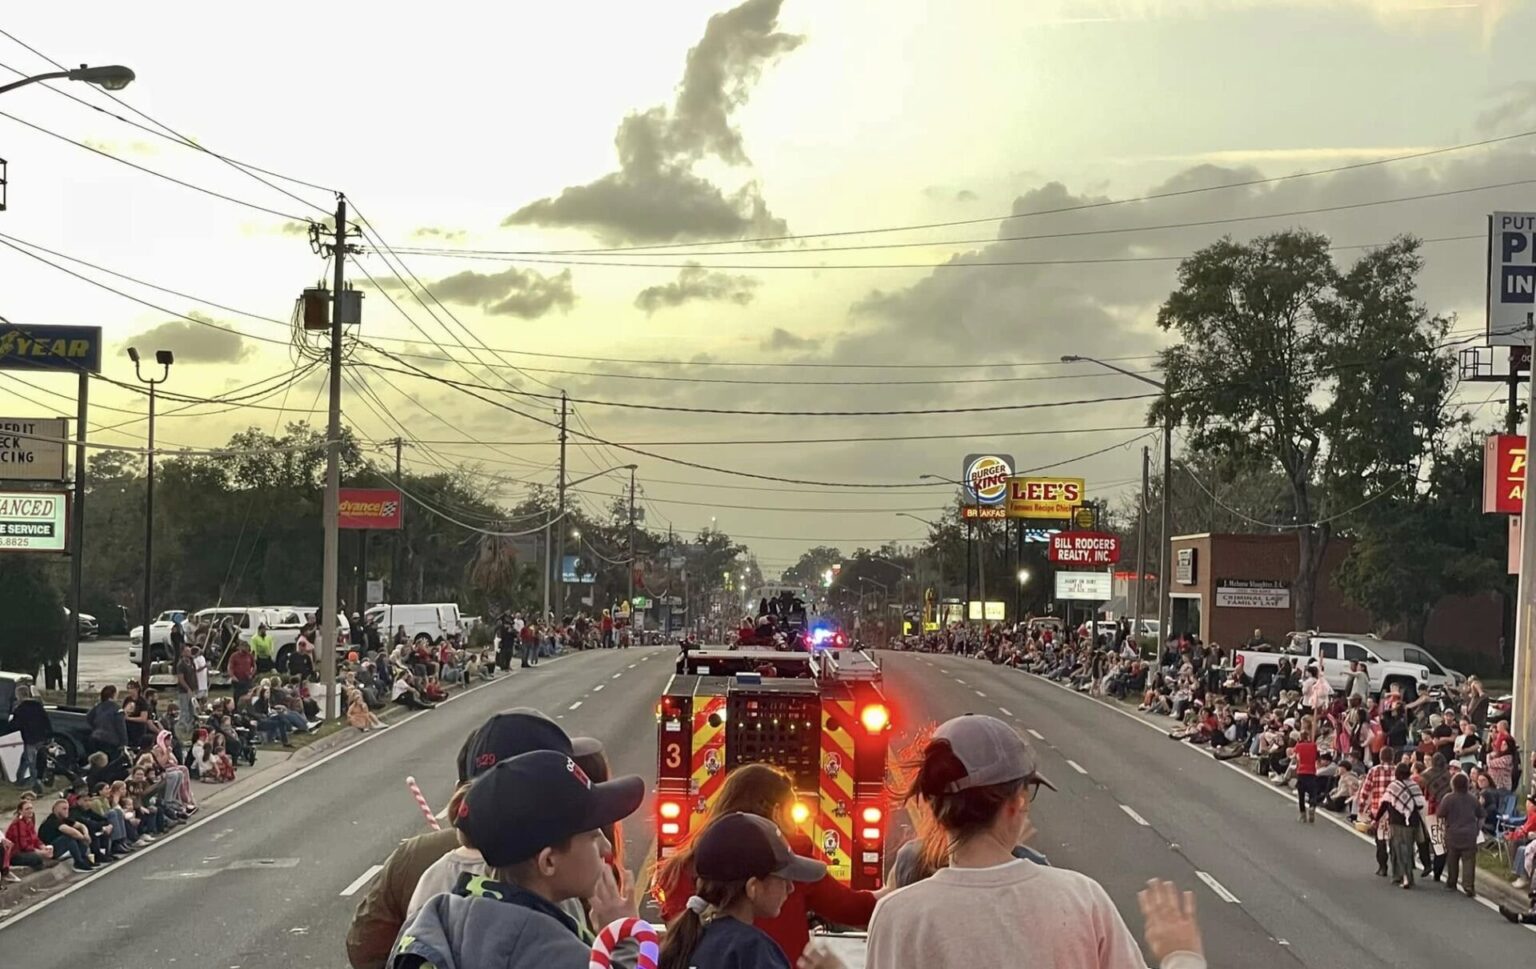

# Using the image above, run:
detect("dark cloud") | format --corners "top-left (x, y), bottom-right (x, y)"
top-left (759, 327), bottom-right (820, 352)
top-left (412, 226), bottom-right (467, 241)
top-left (635, 264), bottom-right (759, 315)
top-left (503, 0), bottom-right (801, 244)
top-left (924, 186), bottom-right (978, 203)
top-left (421, 266), bottom-right (577, 319)
top-left (955, 189), bottom-right (978, 202)
top-left (122, 312), bottom-right (252, 364)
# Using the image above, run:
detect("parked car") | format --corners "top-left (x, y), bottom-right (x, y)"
top-left (364, 602), bottom-right (463, 644)
top-left (65, 606), bottom-right (98, 639)
top-left (0, 671), bottom-right (92, 782)
top-left (129, 609), bottom-right (190, 666)
top-left (1238, 630), bottom-right (1450, 701)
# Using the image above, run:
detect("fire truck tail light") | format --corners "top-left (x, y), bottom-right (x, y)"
top-left (659, 800), bottom-right (682, 820)
top-left (860, 703), bottom-right (890, 733)
top-left (791, 801), bottom-right (812, 824)
top-left (661, 822), bottom-right (680, 836)
top-left (861, 826), bottom-right (882, 841)
top-left (861, 806), bottom-right (883, 824)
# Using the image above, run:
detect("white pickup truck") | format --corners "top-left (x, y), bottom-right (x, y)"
top-left (1236, 631), bottom-right (1463, 701)
top-left (131, 606), bottom-right (307, 675)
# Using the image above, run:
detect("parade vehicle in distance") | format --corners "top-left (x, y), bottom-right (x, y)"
top-left (655, 644), bottom-right (891, 890)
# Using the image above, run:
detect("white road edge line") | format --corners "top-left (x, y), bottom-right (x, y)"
top-left (1119, 804), bottom-right (1151, 826)
top-left (569, 700), bottom-right (583, 710)
top-left (1027, 728), bottom-right (1045, 741)
top-left (1066, 759), bottom-right (1088, 775)
top-left (0, 649), bottom-right (574, 932)
top-left (1196, 870), bottom-right (1241, 903)
top-left (340, 864), bottom-right (384, 897)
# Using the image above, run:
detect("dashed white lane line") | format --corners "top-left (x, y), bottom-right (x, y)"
top-left (1026, 728), bottom-right (1045, 741)
top-left (998, 706), bottom-right (1013, 717)
top-left (1119, 804), bottom-right (1150, 826)
top-left (569, 700), bottom-right (583, 710)
top-left (1196, 871), bottom-right (1241, 903)
top-left (1065, 759), bottom-right (1088, 775)
top-left (628, 664), bottom-right (637, 670)
top-left (974, 690), bottom-right (987, 697)
top-left (340, 864), bottom-right (384, 897)
top-left (614, 672), bottom-right (625, 678)
top-left (592, 684), bottom-right (605, 692)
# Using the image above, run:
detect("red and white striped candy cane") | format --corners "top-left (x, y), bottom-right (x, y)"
top-left (590, 917), bottom-right (660, 969)
top-left (405, 775), bottom-right (440, 831)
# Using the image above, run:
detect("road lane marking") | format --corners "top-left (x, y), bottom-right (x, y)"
top-left (612, 672), bottom-right (624, 678)
top-left (340, 864), bottom-right (383, 897)
top-left (593, 684), bottom-right (605, 692)
top-left (1026, 728), bottom-right (1044, 740)
top-left (1196, 871), bottom-right (1240, 903)
top-left (998, 706), bottom-right (1013, 717)
top-left (974, 690), bottom-right (986, 697)
top-left (1119, 804), bottom-right (1150, 826)
top-left (628, 664), bottom-right (637, 669)
top-left (1066, 759), bottom-right (1088, 775)
top-left (569, 700), bottom-right (583, 710)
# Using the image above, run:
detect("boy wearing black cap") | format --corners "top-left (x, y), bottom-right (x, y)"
top-left (389, 750), bottom-right (645, 969)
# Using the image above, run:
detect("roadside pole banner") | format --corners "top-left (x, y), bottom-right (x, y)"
top-left (338, 488), bottom-right (403, 529)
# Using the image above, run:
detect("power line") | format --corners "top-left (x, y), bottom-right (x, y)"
top-left (402, 423), bottom-right (1151, 447)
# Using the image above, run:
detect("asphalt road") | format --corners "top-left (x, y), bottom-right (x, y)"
top-left (2, 647), bottom-right (1528, 968)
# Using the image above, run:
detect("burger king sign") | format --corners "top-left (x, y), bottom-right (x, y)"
top-left (962, 453), bottom-right (1015, 506)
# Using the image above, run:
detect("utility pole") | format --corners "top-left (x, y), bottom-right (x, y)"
top-left (553, 392), bottom-right (568, 621)
top-left (320, 195), bottom-right (348, 720)
top-left (964, 519), bottom-right (974, 628)
top-left (390, 436), bottom-right (406, 601)
top-left (1512, 312), bottom-right (1536, 797)
top-left (627, 466), bottom-right (637, 612)
top-left (1133, 446), bottom-right (1149, 646)
top-left (1159, 413), bottom-right (1172, 658)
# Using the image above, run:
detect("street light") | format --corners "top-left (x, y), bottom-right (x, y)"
top-left (0, 64), bottom-right (135, 97)
top-left (1062, 354), bottom-right (1171, 664)
top-left (555, 464), bottom-right (637, 620)
top-left (128, 346), bottom-right (172, 691)
top-left (1017, 569), bottom-right (1031, 586)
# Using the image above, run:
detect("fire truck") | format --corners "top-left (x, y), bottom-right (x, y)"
top-left (655, 646), bottom-right (892, 889)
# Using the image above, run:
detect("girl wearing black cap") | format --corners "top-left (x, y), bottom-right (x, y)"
top-left (865, 714), bottom-right (1206, 969)
top-left (658, 812), bottom-right (829, 969)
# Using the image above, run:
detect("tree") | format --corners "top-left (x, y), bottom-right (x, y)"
top-left (780, 546), bottom-right (843, 587)
top-left (0, 556), bottom-right (67, 673)
top-left (1154, 231), bottom-right (1456, 630)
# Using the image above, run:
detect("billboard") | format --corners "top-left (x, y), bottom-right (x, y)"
top-left (338, 488), bottom-right (403, 529)
top-left (1006, 477), bottom-right (1085, 520)
top-left (0, 324), bottom-right (103, 373)
top-left (0, 490), bottom-right (68, 551)
top-left (966, 600), bottom-right (1007, 621)
top-left (1055, 571), bottom-right (1111, 601)
top-left (1214, 579), bottom-right (1291, 609)
top-left (0, 418), bottom-right (67, 481)
top-left (961, 454), bottom-right (1014, 506)
top-left (961, 506), bottom-right (1008, 520)
top-left (1484, 433), bottom-right (1525, 514)
top-left (1048, 531), bottom-right (1122, 566)
top-left (561, 555), bottom-right (597, 584)
top-left (1489, 212), bottom-right (1536, 346)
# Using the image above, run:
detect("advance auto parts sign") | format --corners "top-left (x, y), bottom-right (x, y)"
top-left (338, 488), bottom-right (403, 530)
top-left (962, 454), bottom-right (1014, 506)
top-left (1048, 531), bottom-right (1121, 566)
top-left (0, 491), bottom-right (67, 551)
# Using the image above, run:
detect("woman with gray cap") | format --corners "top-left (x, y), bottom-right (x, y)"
top-left (865, 714), bottom-right (1206, 969)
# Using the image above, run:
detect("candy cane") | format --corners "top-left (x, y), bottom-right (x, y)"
top-left (590, 917), bottom-right (660, 969)
top-left (405, 775), bottom-right (440, 831)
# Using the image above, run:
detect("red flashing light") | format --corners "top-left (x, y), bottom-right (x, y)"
top-left (661, 822), bottom-right (680, 836)
top-left (860, 703), bottom-right (890, 733)
top-left (659, 801), bottom-right (682, 820)
top-left (861, 806), bottom-right (883, 824)
top-left (861, 826), bottom-right (882, 841)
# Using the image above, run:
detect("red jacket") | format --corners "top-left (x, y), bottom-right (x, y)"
top-left (228, 649), bottom-right (256, 682)
top-left (5, 816), bottom-right (43, 853)
top-left (659, 833), bottom-right (876, 961)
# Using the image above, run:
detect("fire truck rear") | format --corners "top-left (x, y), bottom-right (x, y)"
top-left (655, 647), bottom-right (891, 889)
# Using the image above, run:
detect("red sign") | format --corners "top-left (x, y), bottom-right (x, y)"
top-left (339, 488), bottom-right (403, 530)
top-left (1484, 434), bottom-right (1526, 514)
top-left (1048, 531), bottom-right (1122, 566)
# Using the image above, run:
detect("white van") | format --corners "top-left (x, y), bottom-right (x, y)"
top-left (365, 603), bottom-right (463, 645)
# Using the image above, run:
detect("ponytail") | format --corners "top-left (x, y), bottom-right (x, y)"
top-left (901, 738), bottom-right (1025, 854)
top-left (657, 878), bottom-right (749, 969)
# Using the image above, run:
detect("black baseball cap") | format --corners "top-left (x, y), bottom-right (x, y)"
top-left (457, 750), bottom-right (644, 867)
top-left (464, 709), bottom-right (602, 778)
top-left (694, 813), bottom-right (826, 883)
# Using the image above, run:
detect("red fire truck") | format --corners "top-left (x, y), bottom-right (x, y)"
top-left (655, 646), bottom-right (892, 889)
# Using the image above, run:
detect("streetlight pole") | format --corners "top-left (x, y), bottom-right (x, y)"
top-left (1062, 355), bottom-right (1171, 665)
top-left (0, 64), bottom-right (135, 97)
top-left (628, 466), bottom-right (637, 616)
top-left (128, 347), bottom-right (172, 692)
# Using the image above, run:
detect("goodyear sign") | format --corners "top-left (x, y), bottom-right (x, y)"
top-left (0, 325), bottom-right (103, 373)
top-left (1006, 477), bottom-right (1085, 520)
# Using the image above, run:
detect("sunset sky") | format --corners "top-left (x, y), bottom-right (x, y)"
top-left (2, 0), bottom-right (1534, 574)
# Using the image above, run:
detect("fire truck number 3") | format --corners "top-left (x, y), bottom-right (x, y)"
top-left (665, 742), bottom-right (682, 770)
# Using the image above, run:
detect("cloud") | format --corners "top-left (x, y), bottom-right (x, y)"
top-left (1476, 81), bottom-right (1536, 134)
top-left (923, 186), bottom-right (979, 203)
top-left (759, 327), bottom-right (820, 352)
top-left (635, 264), bottom-right (760, 315)
top-left (81, 138), bottom-right (158, 157)
top-left (410, 266), bottom-right (577, 319)
top-left (411, 226), bottom-right (467, 242)
top-left (503, 0), bottom-right (801, 244)
top-left (122, 311), bottom-right (252, 364)
top-left (955, 189), bottom-right (979, 202)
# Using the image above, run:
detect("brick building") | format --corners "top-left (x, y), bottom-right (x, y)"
top-left (1166, 533), bottom-right (1503, 669)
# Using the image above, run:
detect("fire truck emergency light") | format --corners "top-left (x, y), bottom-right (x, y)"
top-left (791, 802), bottom-right (812, 824)
top-left (860, 704), bottom-right (890, 733)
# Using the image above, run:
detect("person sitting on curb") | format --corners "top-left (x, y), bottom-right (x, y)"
top-left (658, 812), bottom-right (831, 969)
top-left (347, 710), bottom-right (605, 969)
top-left (386, 748), bottom-right (645, 969)
top-left (4, 798), bottom-right (52, 874)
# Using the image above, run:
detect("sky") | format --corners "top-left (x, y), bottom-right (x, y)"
top-left (1, 0), bottom-right (1535, 578)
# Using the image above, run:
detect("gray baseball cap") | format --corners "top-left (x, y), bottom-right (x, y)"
top-left (932, 714), bottom-right (1055, 793)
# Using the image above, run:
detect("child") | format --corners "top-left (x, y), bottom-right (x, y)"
top-left (389, 749), bottom-right (644, 969)
top-left (347, 688), bottom-right (384, 732)
top-left (658, 812), bottom-right (830, 969)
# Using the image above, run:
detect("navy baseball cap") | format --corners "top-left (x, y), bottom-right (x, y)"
top-left (695, 813), bottom-right (826, 883)
top-left (457, 750), bottom-right (644, 867)
top-left (464, 708), bottom-right (602, 778)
